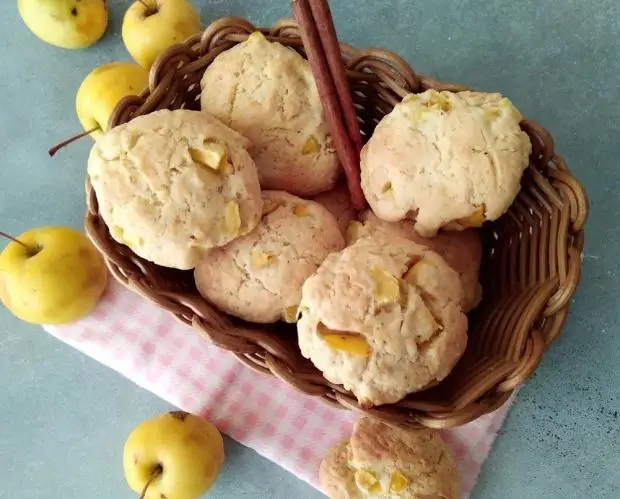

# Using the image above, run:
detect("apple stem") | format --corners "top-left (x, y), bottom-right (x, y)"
top-left (0, 231), bottom-right (31, 251)
top-left (48, 126), bottom-right (100, 157)
top-left (138, 465), bottom-right (162, 499)
top-left (137, 0), bottom-right (157, 16)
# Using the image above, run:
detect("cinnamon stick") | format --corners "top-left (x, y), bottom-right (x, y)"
top-left (307, 0), bottom-right (363, 153)
top-left (292, 0), bottom-right (366, 210)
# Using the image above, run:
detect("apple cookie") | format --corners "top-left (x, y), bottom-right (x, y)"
top-left (88, 109), bottom-right (263, 270)
top-left (312, 183), bottom-right (358, 237)
top-left (200, 31), bottom-right (339, 196)
top-left (297, 231), bottom-right (467, 407)
top-left (361, 89), bottom-right (532, 236)
top-left (194, 190), bottom-right (345, 324)
top-left (320, 416), bottom-right (460, 499)
top-left (350, 210), bottom-right (483, 312)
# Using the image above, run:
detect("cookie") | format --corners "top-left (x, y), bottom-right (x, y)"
top-left (361, 90), bottom-right (532, 236)
top-left (194, 190), bottom-right (345, 324)
top-left (312, 183), bottom-right (358, 237)
top-left (320, 417), bottom-right (460, 499)
top-left (297, 231), bottom-right (467, 406)
top-left (351, 210), bottom-right (483, 312)
top-left (87, 109), bottom-right (263, 270)
top-left (200, 31), bottom-right (340, 196)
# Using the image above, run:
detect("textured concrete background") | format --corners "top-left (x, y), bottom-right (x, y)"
top-left (0, 1), bottom-right (618, 498)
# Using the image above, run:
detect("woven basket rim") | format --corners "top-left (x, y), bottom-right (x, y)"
top-left (85, 16), bottom-right (589, 429)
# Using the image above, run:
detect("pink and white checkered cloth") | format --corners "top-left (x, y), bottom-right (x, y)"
top-left (44, 280), bottom-right (514, 497)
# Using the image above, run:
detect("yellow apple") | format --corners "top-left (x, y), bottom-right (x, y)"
top-left (123, 411), bottom-right (225, 499)
top-left (0, 227), bottom-right (108, 325)
top-left (122, 0), bottom-right (201, 69)
top-left (18, 0), bottom-right (108, 50)
top-left (76, 62), bottom-right (149, 140)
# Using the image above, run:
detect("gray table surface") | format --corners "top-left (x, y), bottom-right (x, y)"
top-left (1, 1), bottom-right (618, 498)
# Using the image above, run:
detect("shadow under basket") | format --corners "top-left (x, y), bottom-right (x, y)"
top-left (85, 17), bottom-right (588, 429)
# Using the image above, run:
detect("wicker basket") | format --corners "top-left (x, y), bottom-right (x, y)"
top-left (84, 17), bottom-right (588, 429)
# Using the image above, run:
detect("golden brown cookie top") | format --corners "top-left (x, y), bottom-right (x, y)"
top-left (194, 190), bottom-right (344, 323)
top-left (297, 231), bottom-right (467, 406)
top-left (88, 109), bottom-right (262, 270)
top-left (356, 210), bottom-right (483, 312)
top-left (320, 417), bottom-right (461, 499)
top-left (361, 89), bottom-right (531, 236)
top-left (200, 32), bottom-right (339, 196)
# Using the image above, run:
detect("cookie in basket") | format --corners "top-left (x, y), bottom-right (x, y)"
top-left (200, 31), bottom-right (339, 196)
top-left (194, 190), bottom-right (344, 324)
top-left (312, 182), bottom-right (357, 237)
top-left (361, 89), bottom-right (532, 236)
top-left (87, 109), bottom-right (263, 270)
top-left (350, 210), bottom-right (483, 312)
top-left (297, 231), bottom-right (467, 407)
top-left (320, 416), bottom-right (460, 499)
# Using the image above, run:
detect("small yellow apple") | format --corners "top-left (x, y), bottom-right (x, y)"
top-left (123, 411), bottom-right (225, 499)
top-left (0, 227), bottom-right (108, 325)
top-left (122, 0), bottom-right (202, 69)
top-left (17, 0), bottom-right (108, 50)
top-left (76, 62), bottom-right (149, 140)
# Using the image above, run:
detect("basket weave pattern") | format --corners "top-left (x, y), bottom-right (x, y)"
top-left (85, 17), bottom-right (588, 429)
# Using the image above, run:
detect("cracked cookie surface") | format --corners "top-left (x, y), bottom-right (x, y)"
top-left (297, 231), bottom-right (467, 407)
top-left (87, 109), bottom-right (263, 270)
top-left (320, 417), bottom-right (460, 499)
top-left (360, 90), bottom-right (532, 236)
top-left (354, 210), bottom-right (483, 312)
top-left (200, 32), bottom-right (339, 196)
top-left (194, 190), bottom-right (345, 323)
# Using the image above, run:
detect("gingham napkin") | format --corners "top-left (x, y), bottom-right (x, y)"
top-left (44, 279), bottom-right (514, 497)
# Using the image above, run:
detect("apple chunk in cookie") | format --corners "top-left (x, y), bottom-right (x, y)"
top-left (201, 31), bottom-right (340, 196)
top-left (297, 231), bottom-right (467, 407)
top-left (194, 190), bottom-right (345, 324)
top-left (361, 89), bottom-right (532, 236)
top-left (351, 210), bottom-right (483, 312)
top-left (87, 109), bottom-right (263, 270)
top-left (320, 417), bottom-right (460, 499)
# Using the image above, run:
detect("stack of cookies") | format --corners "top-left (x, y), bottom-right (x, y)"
top-left (87, 31), bottom-right (531, 413)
